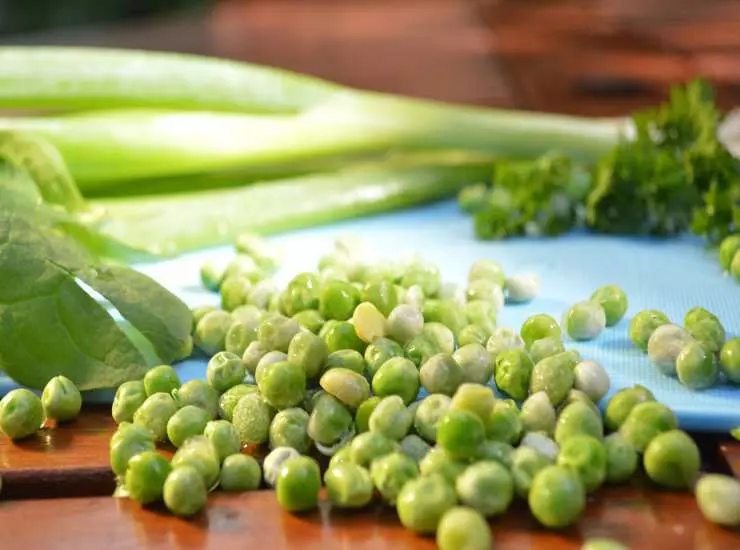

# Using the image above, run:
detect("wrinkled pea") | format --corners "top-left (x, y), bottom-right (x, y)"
top-left (242, 340), bottom-right (267, 376)
top-left (494, 348), bottom-right (534, 401)
top-left (258, 315), bottom-right (301, 353)
top-left (232, 393), bottom-right (275, 445)
top-left (112, 381), bottom-right (148, 424)
top-left (217, 384), bottom-right (258, 421)
top-left (207, 351), bottom-right (246, 393)
top-left (686, 318), bottom-right (725, 354)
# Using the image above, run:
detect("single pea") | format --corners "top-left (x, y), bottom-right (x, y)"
top-left (320, 368), bottom-right (370, 409)
top-left (629, 309), bottom-right (671, 351)
top-left (203, 419), bottom-right (241, 462)
top-left (220, 275), bottom-right (252, 311)
top-left (420, 353), bottom-right (464, 396)
top-left (166, 405), bottom-right (209, 448)
top-left (247, 279), bottom-right (277, 310)
top-left (486, 400), bottom-right (523, 445)
top-left (255, 351), bottom-right (288, 384)
top-left (269, 407), bottom-right (310, 453)
top-left (511, 446), bottom-right (553, 498)
top-left (486, 327), bottom-right (524, 363)
top-left (163, 465), bottom-right (207, 517)
top-left (423, 323), bottom-right (456, 355)
top-left (217, 384), bottom-right (258, 421)
top-left (648, 324), bottom-right (696, 376)
top-left (456, 460), bottom-right (513, 517)
top-left (206, 351), bottom-right (246, 393)
top-left (232, 393), bottom-right (275, 445)
top-left (176, 380), bottom-right (219, 419)
top-left (404, 284), bottom-right (425, 310)
top-left (450, 383), bottom-right (495, 424)
top-left (604, 433), bottom-right (638, 484)
top-left (557, 435), bottom-right (607, 492)
top-left (280, 272), bottom-right (321, 317)
top-left (719, 234), bottom-right (740, 270)
top-left (520, 314), bottom-right (561, 349)
top-left (475, 440), bottom-right (514, 469)
top-left (223, 254), bottom-right (264, 283)
top-left (521, 432), bottom-right (560, 462)
top-left (453, 343), bottom-right (494, 385)
top-left (494, 348), bottom-right (534, 401)
top-left (325, 349), bottom-right (366, 375)
top-left (328, 446), bottom-right (353, 470)
top-left (257, 360), bottom-right (306, 410)
top-left (308, 394), bottom-right (354, 448)
top-left (220, 453), bottom-right (262, 492)
top-left (258, 315), bottom-right (301, 353)
top-left (528, 465), bottom-right (586, 528)
top-left (263, 446), bottom-right (301, 487)
top-left (365, 338), bottom-right (404, 378)
top-left (372, 357), bottom-right (420, 405)
top-left (562, 301), bottom-right (606, 341)
top-left (405, 334), bottom-right (438, 367)
top-left (133, 392), bottom-right (179, 443)
top-left (200, 260), bottom-right (225, 291)
top-left (353, 301), bottom-right (386, 343)
top-left (591, 285), bottom-right (628, 327)
top-left (349, 431), bottom-right (397, 467)
top-left (323, 321), bottom-right (366, 354)
top-left (419, 447), bottom-right (468, 485)
top-left (194, 310), bottom-right (233, 355)
top-left (720, 337), bottom-right (740, 383)
top-left (437, 409), bottom-right (486, 460)
top-left (371, 451), bottom-right (420, 504)
top-left (124, 450), bottom-right (171, 504)
top-left (292, 309), bottom-right (325, 334)
top-left (554, 402), bottom-right (603, 445)
top-left (440, 282), bottom-right (467, 308)
top-left (41, 375), bottom-right (82, 423)
top-left (520, 392), bottom-right (557, 435)
top-left (414, 394), bottom-right (452, 443)
top-left (225, 320), bottom-right (257, 357)
top-left (573, 360), bottom-right (610, 402)
top-left (695, 474), bottom-right (740, 526)
top-left (400, 434), bottom-right (432, 463)
top-left (276, 456), bottom-right (322, 513)
top-left (319, 280), bottom-right (360, 321)
top-left (355, 396), bottom-right (382, 434)
top-left (466, 279), bottom-right (504, 310)
top-left (170, 435), bottom-right (221, 489)
top-left (362, 280), bottom-right (399, 317)
top-left (109, 424), bottom-right (156, 477)
top-left (369, 395), bottom-right (412, 441)
top-left (192, 305), bottom-right (218, 331)
top-left (468, 259), bottom-right (505, 286)
top-left (143, 365), bottom-right (181, 398)
top-left (604, 385), bottom-right (655, 432)
top-left (619, 402), bottom-right (677, 453)
top-left (437, 506), bottom-right (492, 550)
top-left (423, 299), bottom-right (467, 336)
top-left (686, 318), bottom-right (726, 354)
top-left (529, 336), bottom-right (566, 364)
top-left (112, 381), bottom-right (147, 424)
top-left (386, 304), bottom-right (424, 345)
top-left (397, 474), bottom-right (457, 534)
top-left (287, 331), bottom-right (328, 380)
top-left (458, 324), bottom-right (491, 348)
top-left (324, 462), bottom-right (374, 508)
top-left (530, 354), bottom-right (575, 406)
top-left (463, 300), bottom-right (497, 334)
top-left (562, 389), bottom-right (601, 418)
top-left (643, 430), bottom-right (700, 489)
top-left (402, 258), bottom-right (441, 297)
top-left (242, 340), bottom-right (267, 376)
top-left (676, 342), bottom-right (719, 390)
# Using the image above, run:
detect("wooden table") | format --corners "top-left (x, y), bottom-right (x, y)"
top-left (2, 0), bottom-right (740, 547)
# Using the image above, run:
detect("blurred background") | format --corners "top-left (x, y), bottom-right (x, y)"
top-left (1, 0), bottom-right (738, 116)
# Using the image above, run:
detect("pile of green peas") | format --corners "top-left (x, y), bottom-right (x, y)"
top-left (630, 305), bottom-right (740, 391)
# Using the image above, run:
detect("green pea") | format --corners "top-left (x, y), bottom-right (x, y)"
top-left (371, 451), bottom-right (420, 504)
top-left (619, 402), bottom-right (677, 453)
top-left (573, 360), bottom-right (611, 402)
top-left (557, 435), bottom-right (607, 492)
top-left (349, 431), bottom-right (397, 467)
top-left (362, 280), bottom-right (399, 317)
top-left (320, 368), bottom-right (370, 409)
top-left (464, 300), bottom-right (497, 334)
top-left (176, 380), bottom-right (219, 419)
top-left (192, 305), bottom-right (218, 331)
top-left (369, 395), bottom-right (412, 441)
top-left (264, 447), bottom-right (301, 487)
top-left (528, 465), bottom-right (586, 528)
top-left (287, 331), bottom-right (328, 379)
top-left (163, 465), bottom-right (207, 517)
top-left (486, 400), bottom-right (523, 445)
top-left (456, 460), bottom-right (513, 517)
top-left (308, 394), bottom-right (354, 448)
top-left (468, 259), bottom-right (505, 285)
top-left (397, 474), bottom-right (457, 534)
top-left (720, 338), bottom-right (740, 383)
top-left (521, 432), bottom-right (560, 462)
top-left (457, 324), bottom-right (491, 348)
top-left (328, 446), bottom-right (353, 470)
top-left (676, 341), bottom-right (719, 390)
top-left (695, 474), bottom-right (740, 526)
top-left (124, 450), bottom-right (171, 504)
top-left (170, 435), bottom-right (220, 489)
top-left (372, 357), bottom-right (420, 405)
top-left (562, 389), bottom-right (601, 417)
top-left (562, 301), bottom-right (606, 341)
top-left (404, 334), bottom-right (437, 367)
top-left (280, 272), bottom-right (321, 316)
top-left (220, 454), bottom-right (261, 492)
top-left (269, 408), bottom-right (310, 453)
top-left (719, 234), bottom-right (740, 270)
top-left (386, 304), bottom-right (424, 345)
top-left (475, 440), bottom-right (514, 469)
top-left (486, 327), bottom-right (524, 363)
top-left (529, 336), bottom-right (566, 364)
top-left (220, 275), bottom-right (252, 311)
top-left (686, 316), bottom-right (725, 354)
top-left (292, 309), bottom-right (325, 334)
top-left (520, 314), bottom-right (561, 349)
top-left (582, 539), bottom-right (628, 550)
top-left (41, 375), bottom-right (81, 423)
top-left (143, 365), bottom-right (181, 398)
top-left (648, 324), bottom-right (696, 376)
top-left (255, 351), bottom-right (288, 385)
top-left (420, 353), bottom-right (464, 396)
top-left (257, 315), bottom-right (301, 353)
top-left (604, 433), bottom-right (638, 484)
top-left (422, 323), bottom-right (455, 355)
top-left (319, 280), bottom-right (360, 321)
top-left (109, 423), bottom-right (156, 477)
top-left (224, 320), bottom-right (257, 357)
top-left (684, 306), bottom-right (721, 327)
top-left (629, 309), bottom-right (670, 352)
top-left (450, 383), bottom-right (495, 424)
top-left (276, 455), bottom-right (322, 512)
top-left (511, 446), bottom-right (552, 498)
top-left (247, 279), bottom-right (277, 309)
top-left (419, 447), bottom-right (468, 485)
top-left (365, 338), bottom-right (404, 378)
top-left (414, 394), bottom-right (452, 443)
top-left (200, 260), bottom-right (225, 291)
top-left (591, 285), bottom-right (628, 327)
top-left (402, 258), bottom-right (441, 297)
top-left (530, 354), bottom-right (575, 406)
top-left (453, 343), bottom-right (494, 385)
top-left (466, 278), bottom-right (504, 307)
top-left (325, 349), bottom-right (366, 375)
top-left (166, 405), bottom-right (209, 448)
top-left (324, 462), bottom-right (374, 508)
top-left (133, 393), bottom-right (178, 443)
top-left (232, 393), bottom-right (275, 445)
top-left (234, 232), bottom-right (281, 272)
top-left (257, 361), bottom-right (306, 410)
top-left (437, 506), bottom-right (492, 550)
top-left (355, 396), bottom-right (382, 434)
top-left (643, 430), bottom-right (700, 489)
top-left (604, 385), bottom-right (655, 431)
top-left (203, 419), bottom-right (241, 462)
top-left (322, 320), bottom-right (365, 354)
top-left (494, 348), bottom-right (534, 401)
top-left (242, 340), bottom-right (267, 376)
top-left (437, 409), bottom-right (485, 460)
top-left (217, 384), bottom-right (258, 421)
top-left (400, 434), bottom-right (432, 463)
top-left (205, 352), bottom-right (245, 393)
top-left (554, 401), bottom-right (603, 445)
top-left (520, 392), bottom-right (557, 435)
top-left (111, 381), bottom-right (147, 424)
top-left (194, 310), bottom-right (232, 355)
top-left (223, 254), bottom-right (264, 283)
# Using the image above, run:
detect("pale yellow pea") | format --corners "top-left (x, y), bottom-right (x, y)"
top-left (353, 301), bottom-right (386, 343)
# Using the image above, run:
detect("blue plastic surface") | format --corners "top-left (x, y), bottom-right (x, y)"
top-left (2, 200), bottom-right (739, 432)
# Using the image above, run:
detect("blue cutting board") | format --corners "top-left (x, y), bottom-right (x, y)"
top-left (2, 200), bottom-right (739, 432)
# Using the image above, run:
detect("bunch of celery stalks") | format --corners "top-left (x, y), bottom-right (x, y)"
top-left (0, 47), bottom-right (662, 258)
